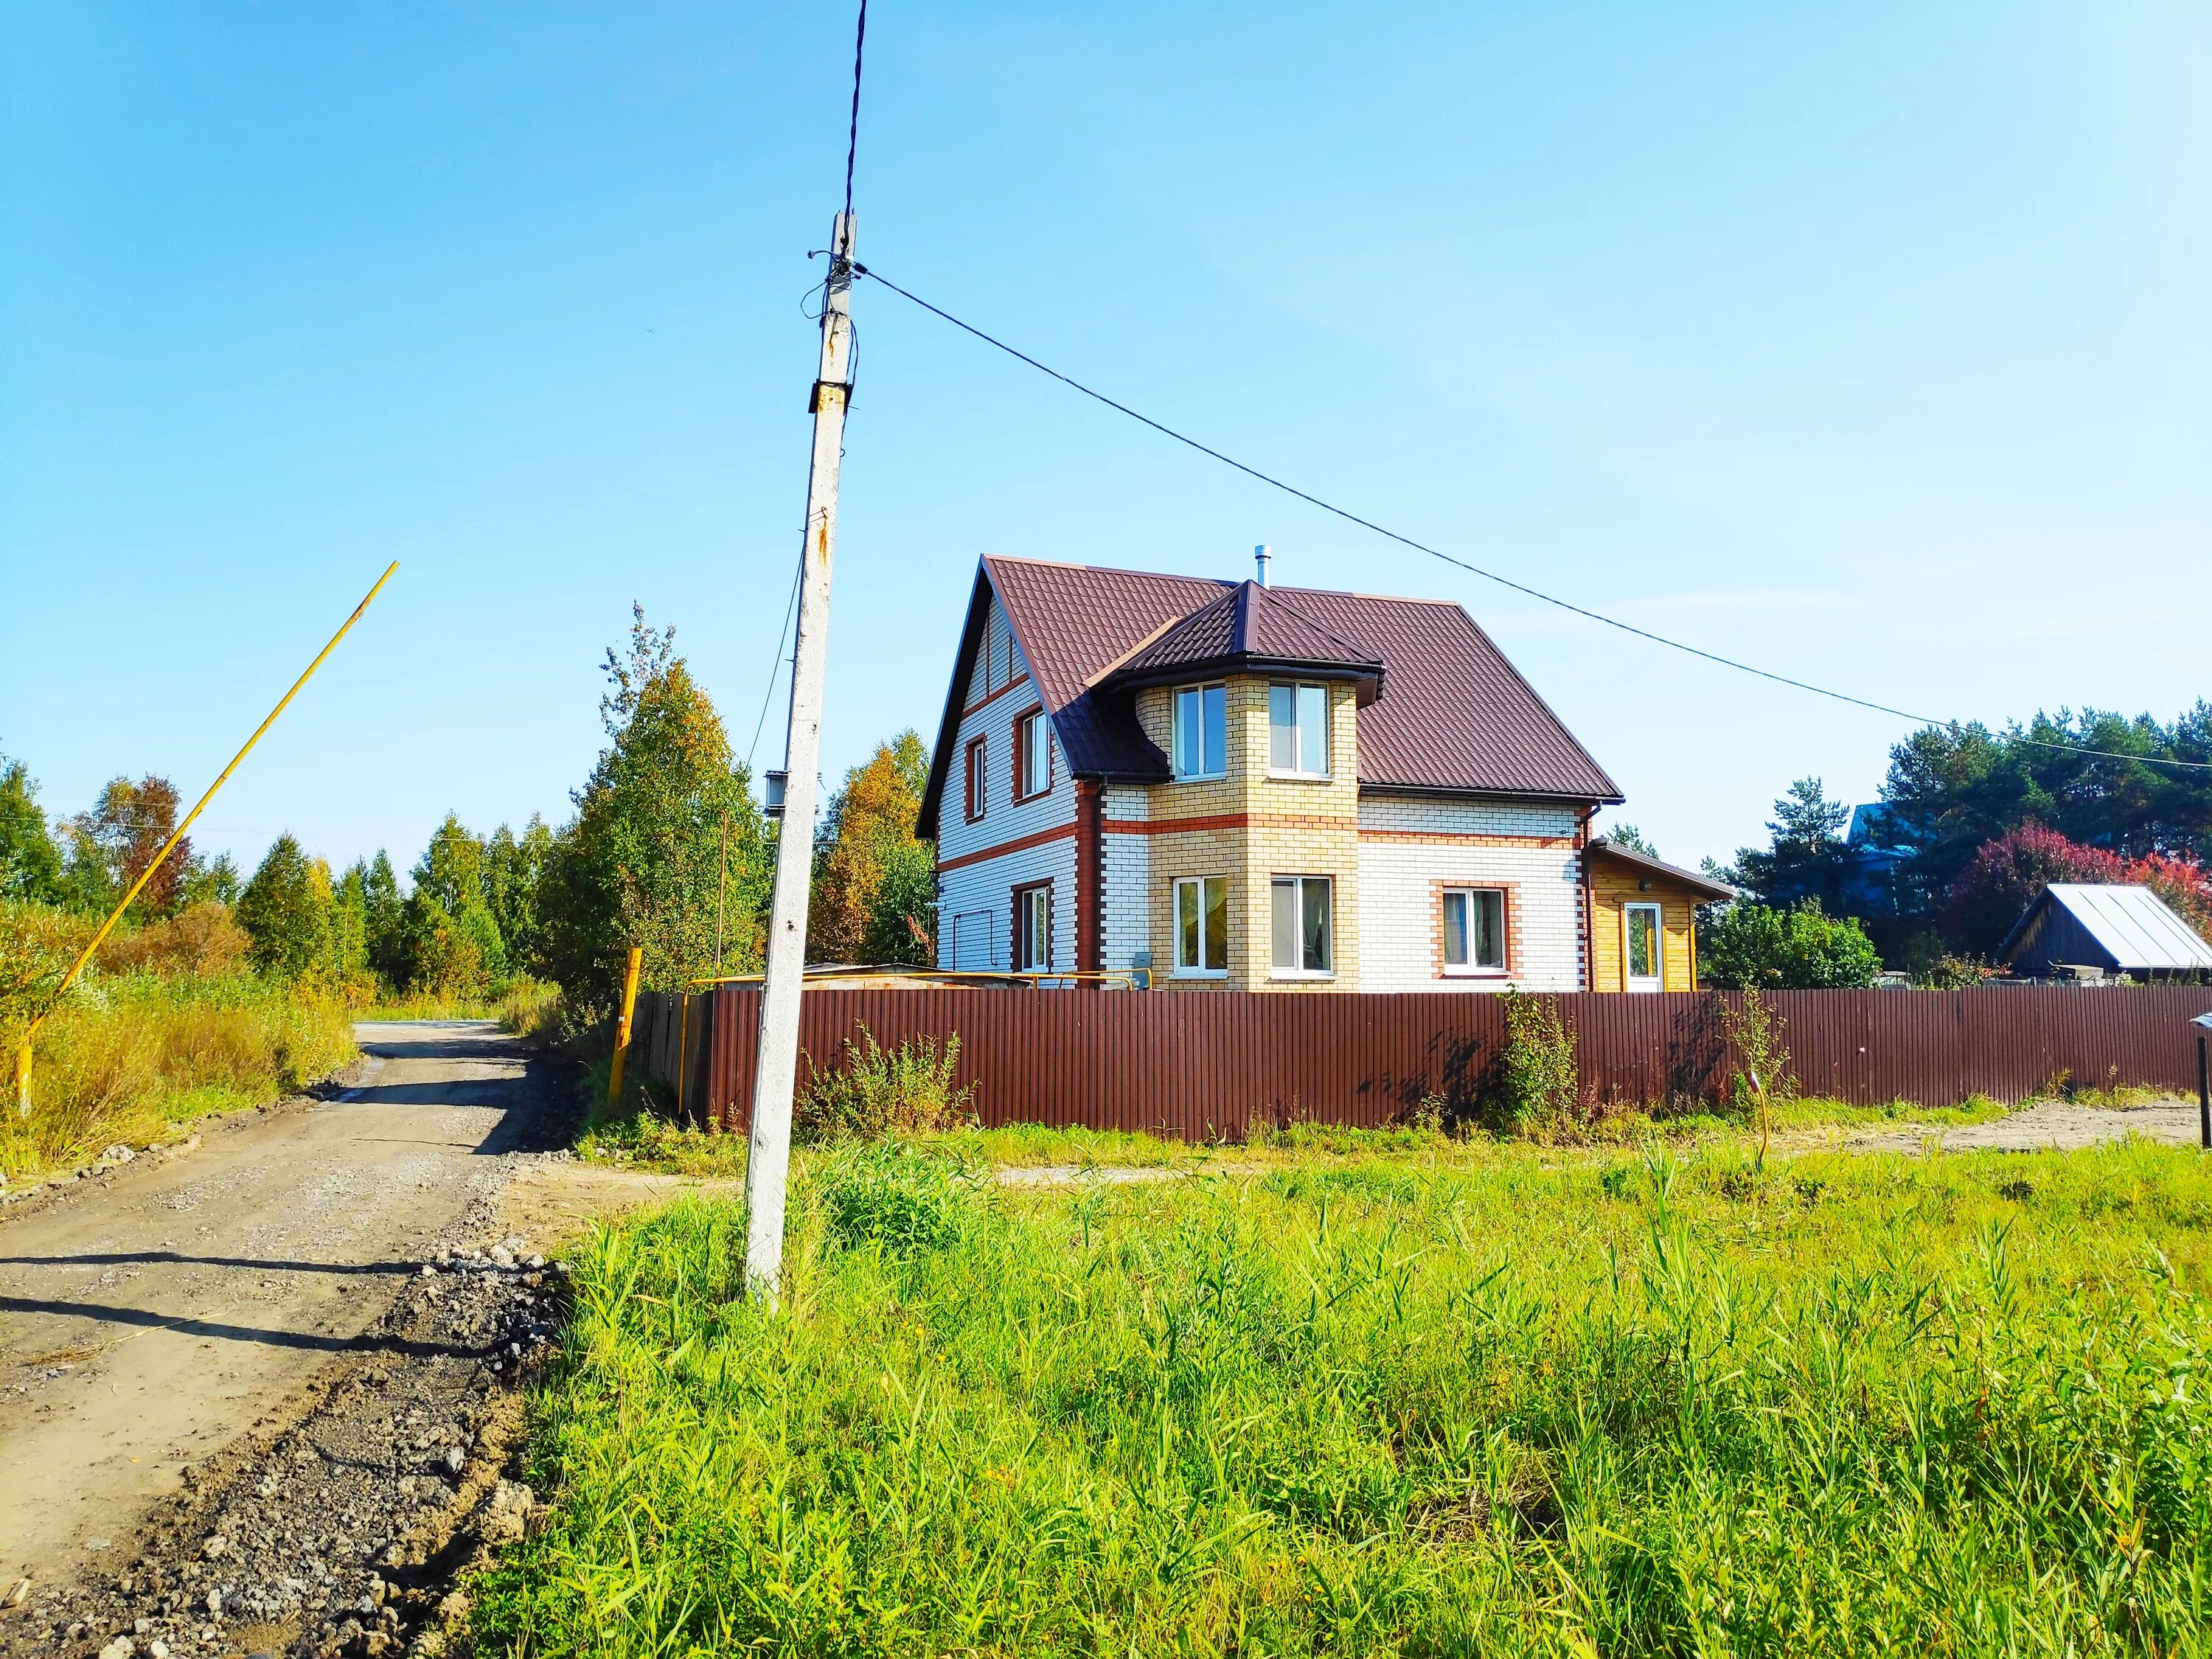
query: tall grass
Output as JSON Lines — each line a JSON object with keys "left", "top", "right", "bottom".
{"left": 1, "top": 971, "right": 357, "bottom": 1182}
{"left": 476, "top": 1138, "right": 2212, "bottom": 1656}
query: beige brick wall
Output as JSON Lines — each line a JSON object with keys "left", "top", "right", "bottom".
{"left": 1126, "top": 676, "right": 1363, "bottom": 990}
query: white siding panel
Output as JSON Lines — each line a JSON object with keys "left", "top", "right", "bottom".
{"left": 937, "top": 836, "right": 1077, "bottom": 971}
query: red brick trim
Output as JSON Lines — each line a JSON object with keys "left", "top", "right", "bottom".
{"left": 1011, "top": 703, "right": 1054, "bottom": 804}
{"left": 1075, "top": 779, "right": 1102, "bottom": 979}
{"left": 1357, "top": 828, "right": 1574, "bottom": 849}
{"left": 961, "top": 671, "right": 1031, "bottom": 720}
{"left": 938, "top": 821, "right": 1077, "bottom": 874}
{"left": 1102, "top": 811, "right": 1354, "bottom": 836}
{"left": 1576, "top": 808, "right": 1594, "bottom": 992}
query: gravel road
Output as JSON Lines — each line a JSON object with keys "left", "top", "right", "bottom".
{"left": 0, "top": 1022, "right": 563, "bottom": 1655}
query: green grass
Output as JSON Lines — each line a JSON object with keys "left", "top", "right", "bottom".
{"left": 476, "top": 1135, "right": 2212, "bottom": 1656}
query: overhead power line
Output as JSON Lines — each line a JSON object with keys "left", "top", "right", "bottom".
{"left": 849, "top": 261, "right": 2211, "bottom": 776}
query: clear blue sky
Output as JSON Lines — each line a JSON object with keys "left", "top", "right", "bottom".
{"left": 4, "top": 1, "right": 2206, "bottom": 880}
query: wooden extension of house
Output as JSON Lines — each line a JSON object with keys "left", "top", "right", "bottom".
{"left": 917, "top": 552, "right": 1725, "bottom": 992}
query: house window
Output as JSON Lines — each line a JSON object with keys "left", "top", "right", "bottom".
{"left": 963, "top": 737, "right": 987, "bottom": 821}
{"left": 1625, "top": 903, "right": 1663, "bottom": 992}
{"left": 1172, "top": 877, "right": 1228, "bottom": 976}
{"left": 1015, "top": 708, "right": 1051, "bottom": 800}
{"left": 1014, "top": 883, "right": 1052, "bottom": 971}
{"left": 1172, "top": 683, "right": 1226, "bottom": 780}
{"left": 1441, "top": 888, "right": 1506, "bottom": 974}
{"left": 1270, "top": 876, "right": 1332, "bottom": 975}
{"left": 1268, "top": 684, "right": 1330, "bottom": 776}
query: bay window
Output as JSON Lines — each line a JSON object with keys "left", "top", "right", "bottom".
{"left": 1173, "top": 877, "right": 1229, "bottom": 976}
{"left": 1172, "top": 683, "right": 1227, "bottom": 780}
{"left": 1268, "top": 684, "right": 1329, "bottom": 777}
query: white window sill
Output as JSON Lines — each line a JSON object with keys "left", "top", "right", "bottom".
{"left": 1265, "top": 771, "right": 1333, "bottom": 782}
{"left": 1269, "top": 970, "right": 1336, "bottom": 981}
{"left": 1169, "top": 969, "right": 1228, "bottom": 981}
{"left": 1441, "top": 967, "right": 1509, "bottom": 978}
{"left": 1171, "top": 773, "right": 1228, "bottom": 785}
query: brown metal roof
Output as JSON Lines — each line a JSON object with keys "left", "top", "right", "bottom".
{"left": 920, "top": 556, "right": 1621, "bottom": 835}
{"left": 1586, "top": 839, "right": 1738, "bottom": 902}
{"left": 1110, "top": 581, "right": 1385, "bottom": 698}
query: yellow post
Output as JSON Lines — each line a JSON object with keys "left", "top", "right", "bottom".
{"left": 608, "top": 947, "right": 644, "bottom": 1108}
{"left": 15, "top": 562, "right": 400, "bottom": 1116}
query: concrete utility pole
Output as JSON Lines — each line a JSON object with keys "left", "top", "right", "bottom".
{"left": 745, "top": 212, "right": 857, "bottom": 1306}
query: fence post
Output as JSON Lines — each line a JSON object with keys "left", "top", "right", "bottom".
{"left": 2197, "top": 1033, "right": 2208, "bottom": 1152}
{"left": 608, "top": 947, "right": 643, "bottom": 1109}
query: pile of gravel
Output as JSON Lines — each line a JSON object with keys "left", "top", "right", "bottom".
{"left": 2, "top": 1237, "right": 566, "bottom": 1659}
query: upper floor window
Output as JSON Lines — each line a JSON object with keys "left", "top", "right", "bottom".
{"left": 1269, "top": 684, "right": 1330, "bottom": 777}
{"left": 1270, "top": 875, "right": 1333, "bottom": 976}
{"left": 964, "top": 736, "right": 987, "bottom": 822}
{"left": 1172, "top": 683, "right": 1227, "bottom": 780}
{"left": 1015, "top": 708, "right": 1052, "bottom": 801}
{"left": 1441, "top": 887, "right": 1506, "bottom": 975}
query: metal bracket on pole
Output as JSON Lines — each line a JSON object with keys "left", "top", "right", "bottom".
{"left": 745, "top": 213, "right": 857, "bottom": 1307}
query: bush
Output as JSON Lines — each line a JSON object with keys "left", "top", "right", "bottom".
{"left": 1494, "top": 987, "right": 1584, "bottom": 1141}
{"left": 96, "top": 902, "right": 251, "bottom": 978}
{"left": 1, "top": 970, "right": 356, "bottom": 1181}
{"left": 1700, "top": 899, "right": 1882, "bottom": 989}
{"left": 796, "top": 1023, "right": 976, "bottom": 1142}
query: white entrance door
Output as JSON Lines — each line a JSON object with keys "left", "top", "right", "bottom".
{"left": 1624, "top": 904, "right": 1663, "bottom": 992}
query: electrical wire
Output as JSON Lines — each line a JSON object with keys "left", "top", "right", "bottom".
{"left": 849, "top": 261, "right": 2212, "bottom": 776}
{"left": 843, "top": 0, "right": 868, "bottom": 222}
{"left": 747, "top": 555, "right": 804, "bottom": 768}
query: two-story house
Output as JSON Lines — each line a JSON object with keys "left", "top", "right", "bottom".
{"left": 918, "top": 552, "right": 1704, "bottom": 992}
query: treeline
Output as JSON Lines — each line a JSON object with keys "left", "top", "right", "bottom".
{"left": 1694, "top": 703, "right": 2212, "bottom": 985}
{"left": 2, "top": 605, "right": 939, "bottom": 1023}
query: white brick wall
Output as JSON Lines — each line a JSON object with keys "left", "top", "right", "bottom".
{"left": 936, "top": 592, "right": 1077, "bottom": 971}
{"left": 1101, "top": 784, "right": 1150, "bottom": 973}
{"left": 1357, "top": 794, "right": 1584, "bottom": 992}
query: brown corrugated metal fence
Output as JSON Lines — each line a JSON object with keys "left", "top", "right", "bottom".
{"left": 623, "top": 987, "right": 2212, "bottom": 1140}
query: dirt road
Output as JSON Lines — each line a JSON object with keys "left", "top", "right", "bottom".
{"left": 0, "top": 1022, "right": 553, "bottom": 1602}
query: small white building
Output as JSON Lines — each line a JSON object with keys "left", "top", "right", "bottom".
{"left": 917, "top": 553, "right": 1632, "bottom": 992}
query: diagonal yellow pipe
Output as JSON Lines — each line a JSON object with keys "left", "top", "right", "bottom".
{"left": 13, "top": 562, "right": 400, "bottom": 1116}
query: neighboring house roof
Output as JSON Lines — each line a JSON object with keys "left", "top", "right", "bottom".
{"left": 1847, "top": 803, "right": 1904, "bottom": 849}
{"left": 1587, "top": 839, "right": 1739, "bottom": 902}
{"left": 1997, "top": 883, "right": 2212, "bottom": 973}
{"left": 919, "top": 557, "right": 1622, "bottom": 835}
{"left": 1105, "top": 581, "right": 1384, "bottom": 701}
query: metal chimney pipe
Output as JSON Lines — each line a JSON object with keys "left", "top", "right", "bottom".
{"left": 1254, "top": 544, "right": 1271, "bottom": 587}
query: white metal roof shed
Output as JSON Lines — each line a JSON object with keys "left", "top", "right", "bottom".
{"left": 1998, "top": 883, "right": 2212, "bottom": 975}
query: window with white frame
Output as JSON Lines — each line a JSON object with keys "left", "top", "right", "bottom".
{"left": 1270, "top": 875, "right": 1333, "bottom": 975}
{"left": 1172, "top": 877, "right": 1228, "bottom": 976}
{"left": 1441, "top": 887, "right": 1506, "bottom": 974}
{"left": 963, "top": 736, "right": 987, "bottom": 821}
{"left": 1268, "top": 683, "right": 1330, "bottom": 776}
{"left": 1015, "top": 708, "right": 1051, "bottom": 799}
{"left": 1624, "top": 903, "right": 1663, "bottom": 991}
{"left": 1172, "top": 683, "right": 1227, "bottom": 779}
{"left": 1014, "top": 883, "right": 1051, "bottom": 971}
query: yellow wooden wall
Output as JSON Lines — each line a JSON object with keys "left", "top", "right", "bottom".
{"left": 1588, "top": 866, "right": 1699, "bottom": 991}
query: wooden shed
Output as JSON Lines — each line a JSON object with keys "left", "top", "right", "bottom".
{"left": 1585, "top": 839, "right": 1736, "bottom": 992}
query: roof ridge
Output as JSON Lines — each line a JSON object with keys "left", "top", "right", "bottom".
{"left": 1245, "top": 581, "right": 1383, "bottom": 664}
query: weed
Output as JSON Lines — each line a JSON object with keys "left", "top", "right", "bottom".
{"left": 796, "top": 1022, "right": 976, "bottom": 1142}
{"left": 1495, "top": 987, "right": 1585, "bottom": 1141}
